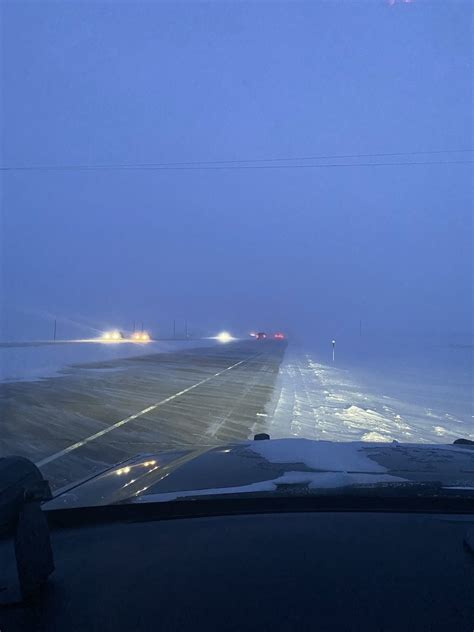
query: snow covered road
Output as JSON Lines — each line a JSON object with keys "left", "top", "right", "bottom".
{"left": 264, "top": 348, "right": 473, "bottom": 444}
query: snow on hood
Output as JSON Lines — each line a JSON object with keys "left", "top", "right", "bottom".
{"left": 45, "top": 438, "right": 474, "bottom": 508}
{"left": 249, "top": 438, "right": 389, "bottom": 473}
{"left": 133, "top": 440, "right": 409, "bottom": 504}
{"left": 135, "top": 470, "right": 406, "bottom": 503}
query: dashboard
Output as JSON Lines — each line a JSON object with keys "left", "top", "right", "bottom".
{"left": 2, "top": 509, "right": 474, "bottom": 631}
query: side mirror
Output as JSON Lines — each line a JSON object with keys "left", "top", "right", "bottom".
{"left": 0, "top": 456, "right": 54, "bottom": 604}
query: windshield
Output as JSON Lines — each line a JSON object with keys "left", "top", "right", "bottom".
{"left": 1, "top": 0, "right": 472, "bottom": 507}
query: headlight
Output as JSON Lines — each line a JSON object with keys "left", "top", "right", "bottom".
{"left": 216, "top": 331, "right": 233, "bottom": 343}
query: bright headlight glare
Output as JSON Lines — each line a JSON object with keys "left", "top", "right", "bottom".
{"left": 216, "top": 331, "right": 233, "bottom": 343}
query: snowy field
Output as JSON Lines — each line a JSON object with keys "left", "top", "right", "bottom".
{"left": 265, "top": 337, "right": 473, "bottom": 445}
{"left": 0, "top": 339, "right": 220, "bottom": 382}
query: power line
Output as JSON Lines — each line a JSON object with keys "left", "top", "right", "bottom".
{"left": 104, "top": 147, "right": 474, "bottom": 166}
{"left": 0, "top": 159, "right": 472, "bottom": 173}
{"left": 0, "top": 148, "right": 472, "bottom": 172}
{"left": 149, "top": 147, "right": 471, "bottom": 165}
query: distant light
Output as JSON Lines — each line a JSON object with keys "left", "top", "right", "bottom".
{"left": 332, "top": 339, "right": 336, "bottom": 344}
{"left": 131, "top": 331, "right": 150, "bottom": 342}
{"left": 216, "top": 331, "right": 234, "bottom": 343}
{"left": 102, "top": 330, "right": 121, "bottom": 342}
{"left": 249, "top": 332, "right": 257, "bottom": 337}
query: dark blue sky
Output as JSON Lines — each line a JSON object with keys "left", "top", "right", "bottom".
{"left": 1, "top": 0, "right": 472, "bottom": 341}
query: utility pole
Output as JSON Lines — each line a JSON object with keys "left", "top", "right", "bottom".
{"left": 53, "top": 319, "right": 57, "bottom": 341}
{"left": 173, "top": 320, "right": 176, "bottom": 339}
{"left": 133, "top": 320, "right": 136, "bottom": 333}
{"left": 141, "top": 321, "right": 144, "bottom": 332}
{"left": 332, "top": 339, "right": 336, "bottom": 362}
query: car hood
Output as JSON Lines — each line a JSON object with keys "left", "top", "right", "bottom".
{"left": 44, "top": 438, "right": 474, "bottom": 509}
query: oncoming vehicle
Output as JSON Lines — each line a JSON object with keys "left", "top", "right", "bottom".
{"left": 101, "top": 330, "right": 125, "bottom": 341}
{"left": 132, "top": 331, "right": 151, "bottom": 342}
{"left": 255, "top": 332, "right": 267, "bottom": 340}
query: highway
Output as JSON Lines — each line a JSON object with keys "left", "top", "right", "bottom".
{"left": 0, "top": 340, "right": 286, "bottom": 490}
